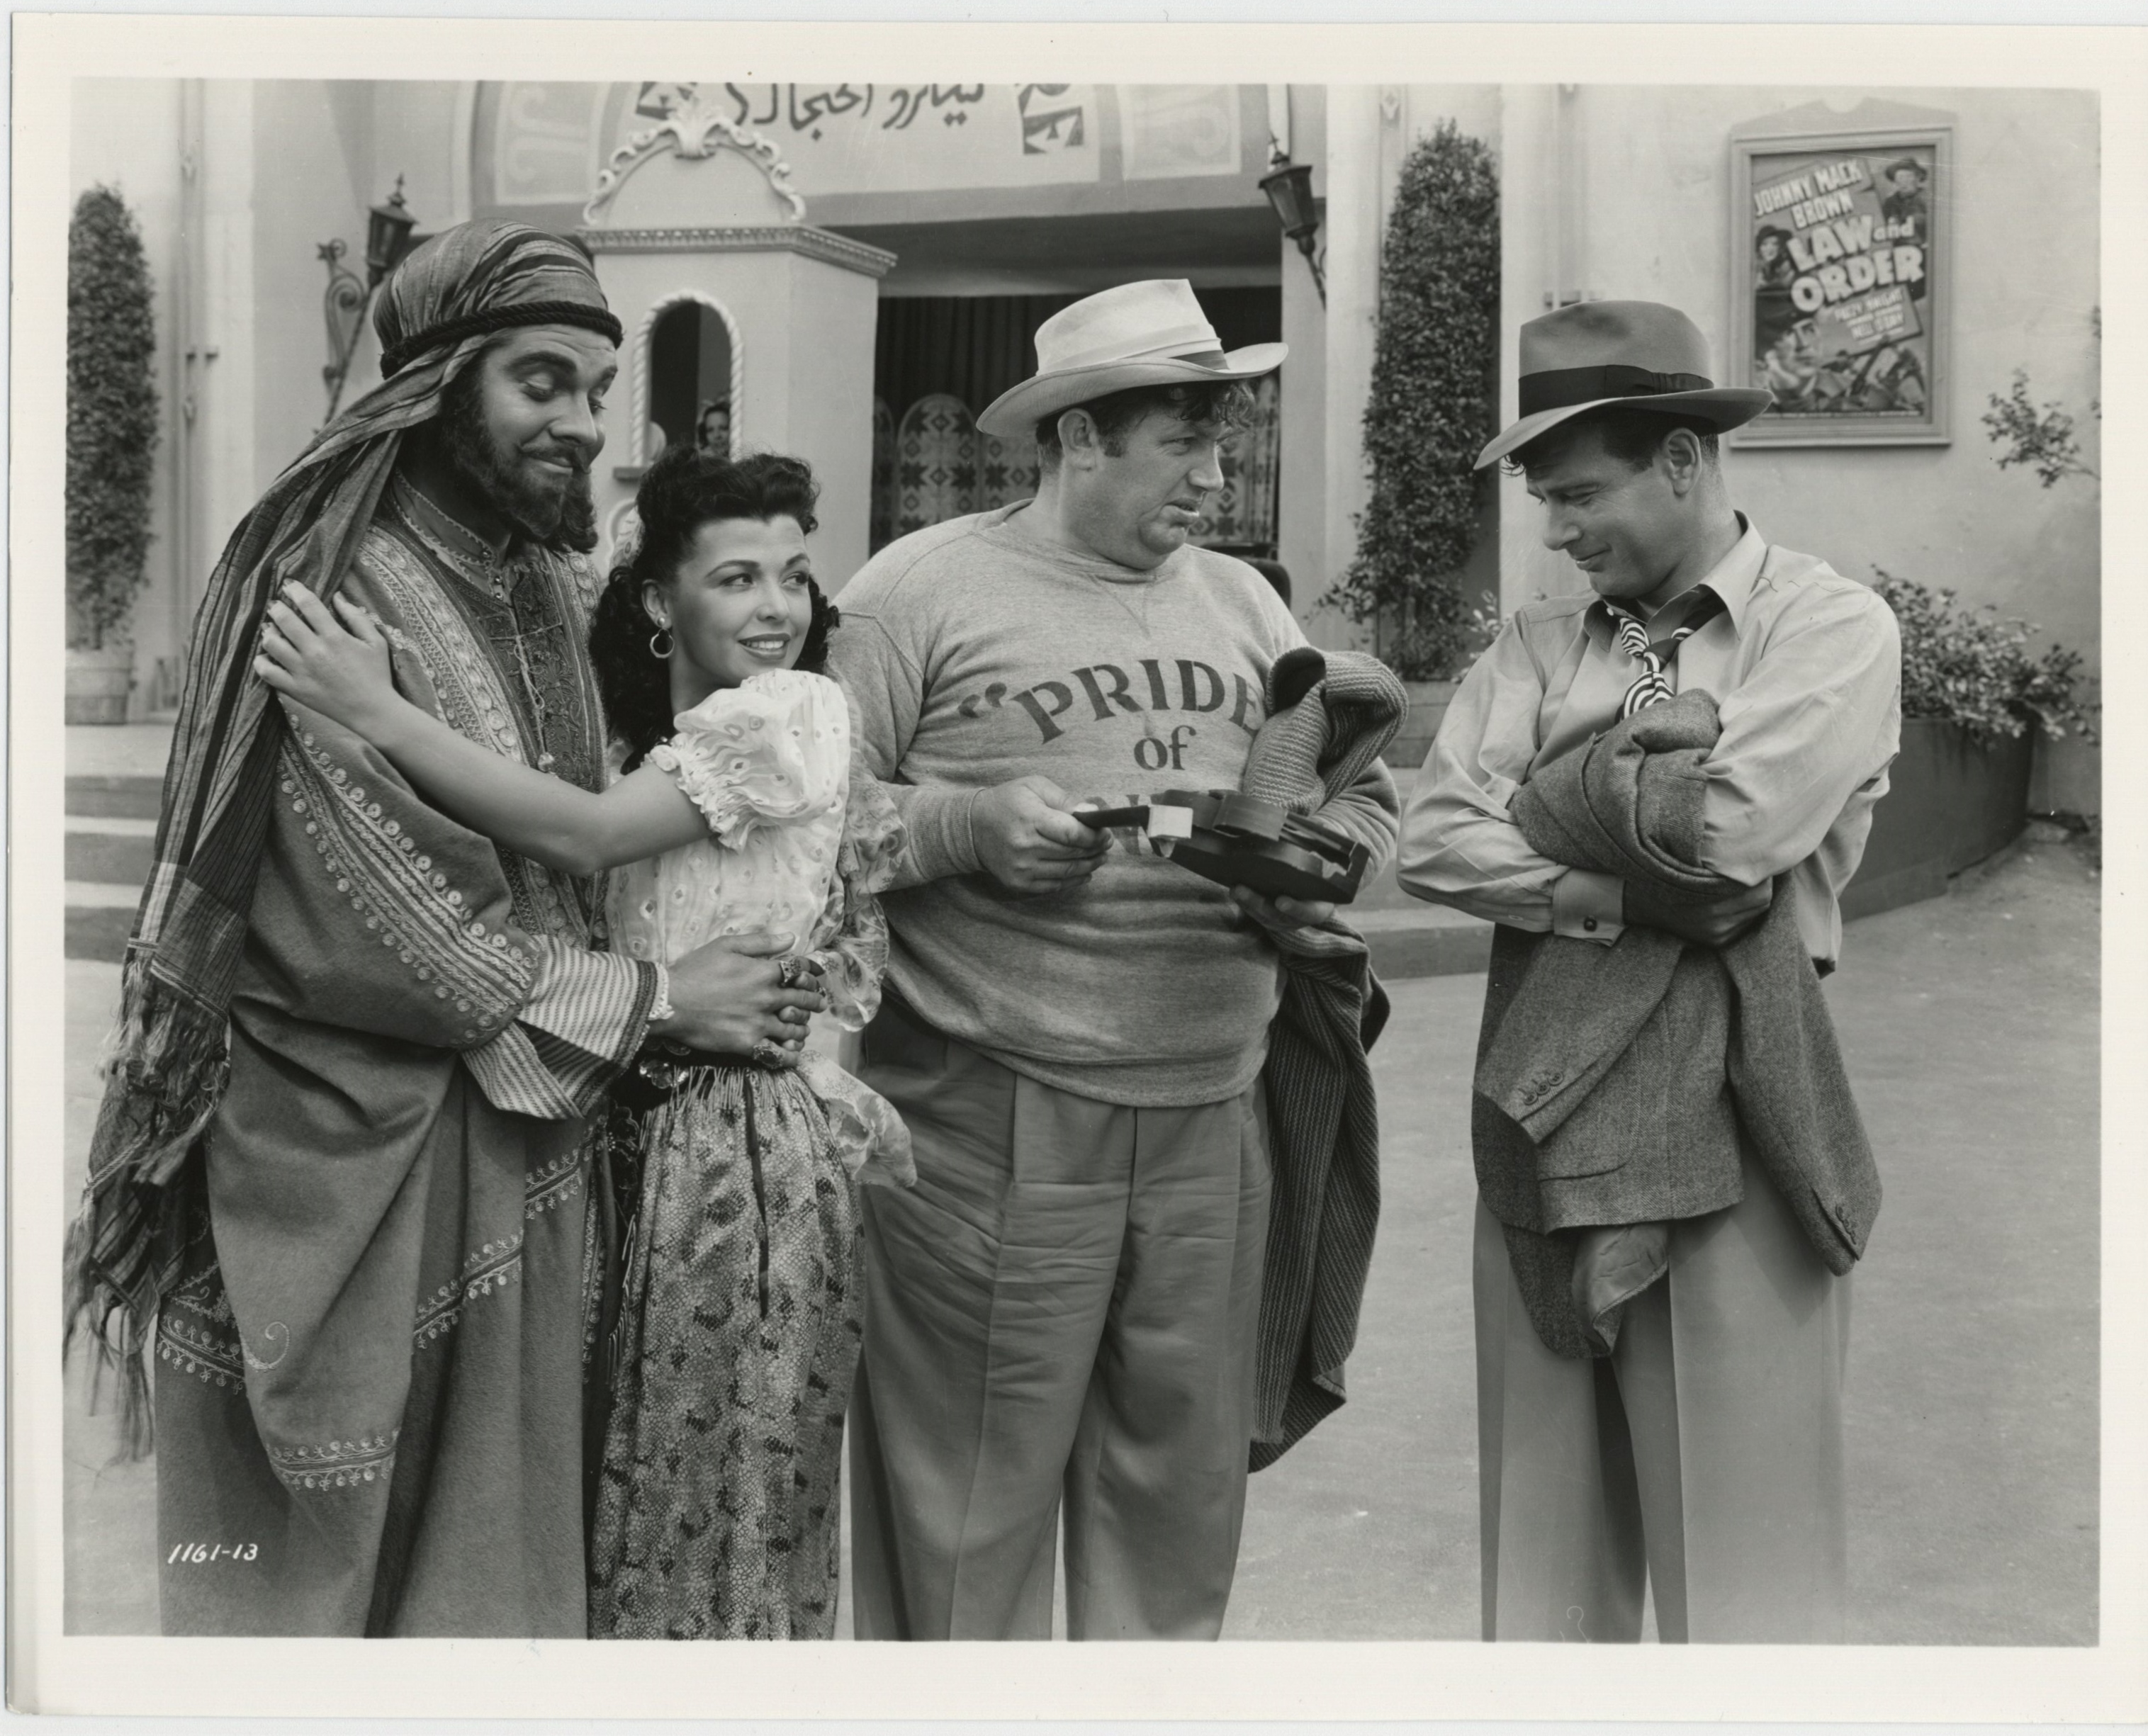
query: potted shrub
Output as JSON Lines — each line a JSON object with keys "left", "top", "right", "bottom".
{"left": 1325, "top": 120, "right": 1500, "bottom": 769}
{"left": 67, "top": 184, "right": 159, "bottom": 724}
{"left": 1843, "top": 573, "right": 2096, "bottom": 917}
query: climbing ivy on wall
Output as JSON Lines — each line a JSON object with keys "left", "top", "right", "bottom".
{"left": 67, "top": 185, "right": 160, "bottom": 650}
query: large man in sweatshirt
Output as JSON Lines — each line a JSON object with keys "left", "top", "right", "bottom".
{"left": 829, "top": 281, "right": 1400, "bottom": 1640}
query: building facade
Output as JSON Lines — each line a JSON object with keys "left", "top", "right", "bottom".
{"left": 70, "top": 79, "right": 2098, "bottom": 809}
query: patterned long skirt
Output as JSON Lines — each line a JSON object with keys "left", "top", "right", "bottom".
{"left": 589, "top": 1063, "right": 861, "bottom": 1639}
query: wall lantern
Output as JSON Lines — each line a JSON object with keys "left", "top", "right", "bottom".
{"left": 319, "top": 177, "right": 421, "bottom": 424}
{"left": 1260, "top": 153, "right": 1325, "bottom": 306}
{"left": 364, "top": 177, "right": 420, "bottom": 288}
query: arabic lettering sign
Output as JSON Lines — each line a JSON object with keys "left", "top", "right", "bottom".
{"left": 622, "top": 83, "right": 1102, "bottom": 195}
{"left": 1734, "top": 125, "right": 1949, "bottom": 443}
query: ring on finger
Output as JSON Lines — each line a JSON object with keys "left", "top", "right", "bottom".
{"left": 777, "top": 954, "right": 810, "bottom": 989}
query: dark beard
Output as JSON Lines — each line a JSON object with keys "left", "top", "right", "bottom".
{"left": 434, "top": 371, "right": 598, "bottom": 554}
{"left": 553, "top": 469, "right": 597, "bottom": 554}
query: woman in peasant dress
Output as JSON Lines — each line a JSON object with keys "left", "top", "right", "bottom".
{"left": 255, "top": 446, "right": 909, "bottom": 1640}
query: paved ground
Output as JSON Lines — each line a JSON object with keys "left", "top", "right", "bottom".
{"left": 60, "top": 827, "right": 2099, "bottom": 1641}
{"left": 1227, "top": 828, "right": 2102, "bottom": 1645}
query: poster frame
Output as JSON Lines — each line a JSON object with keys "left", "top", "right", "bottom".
{"left": 1728, "top": 118, "right": 1954, "bottom": 448}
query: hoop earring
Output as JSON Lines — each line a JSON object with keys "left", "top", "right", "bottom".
{"left": 648, "top": 627, "right": 673, "bottom": 659}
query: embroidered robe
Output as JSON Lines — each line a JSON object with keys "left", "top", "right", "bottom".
{"left": 152, "top": 485, "right": 656, "bottom": 1636}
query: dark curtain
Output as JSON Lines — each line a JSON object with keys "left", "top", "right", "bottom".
{"left": 1190, "top": 286, "right": 1286, "bottom": 355}
{"left": 650, "top": 304, "right": 700, "bottom": 451}
{"left": 873, "top": 295, "right": 1076, "bottom": 429}
{"left": 648, "top": 304, "right": 731, "bottom": 453}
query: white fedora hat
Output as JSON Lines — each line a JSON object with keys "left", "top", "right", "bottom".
{"left": 976, "top": 280, "right": 1286, "bottom": 439}
{"left": 1475, "top": 300, "right": 1773, "bottom": 470}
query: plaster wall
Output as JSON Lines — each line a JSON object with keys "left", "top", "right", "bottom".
{"left": 1319, "top": 85, "right": 1382, "bottom": 640}
{"left": 369, "top": 81, "right": 473, "bottom": 233}
{"left": 252, "top": 82, "right": 375, "bottom": 488}
{"left": 1272, "top": 86, "right": 1329, "bottom": 643}
{"left": 1278, "top": 230, "right": 1331, "bottom": 646}
{"left": 772, "top": 257, "right": 879, "bottom": 591}
{"left": 584, "top": 137, "right": 884, "bottom": 589}
{"left": 586, "top": 249, "right": 879, "bottom": 590}
{"left": 1553, "top": 86, "right": 2100, "bottom": 811}
{"left": 247, "top": 82, "right": 470, "bottom": 495}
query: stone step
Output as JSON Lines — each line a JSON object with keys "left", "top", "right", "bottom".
{"left": 67, "top": 906, "right": 134, "bottom": 965}
{"left": 67, "top": 830, "right": 156, "bottom": 886}
{"left": 1352, "top": 903, "right": 1493, "bottom": 980}
{"left": 66, "top": 769, "right": 163, "bottom": 964}
{"left": 66, "top": 775, "right": 163, "bottom": 821}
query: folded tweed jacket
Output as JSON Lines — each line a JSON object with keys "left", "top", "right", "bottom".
{"left": 1474, "top": 689, "right": 1880, "bottom": 1358}
{"left": 1245, "top": 647, "right": 1405, "bottom": 1469}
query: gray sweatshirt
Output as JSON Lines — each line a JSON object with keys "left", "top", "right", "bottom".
{"left": 829, "top": 502, "right": 1400, "bottom": 1107}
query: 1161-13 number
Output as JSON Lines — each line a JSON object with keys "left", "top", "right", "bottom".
{"left": 167, "top": 1543, "right": 259, "bottom": 1565}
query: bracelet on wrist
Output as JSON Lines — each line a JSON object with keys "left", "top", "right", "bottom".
{"left": 646, "top": 961, "right": 675, "bottom": 1027}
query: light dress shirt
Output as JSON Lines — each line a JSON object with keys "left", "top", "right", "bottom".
{"left": 1398, "top": 516, "right": 1901, "bottom": 967}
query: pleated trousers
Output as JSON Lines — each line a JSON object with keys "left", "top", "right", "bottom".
{"left": 848, "top": 995, "right": 1271, "bottom": 1640}
{"left": 1474, "top": 1145, "right": 1851, "bottom": 1643}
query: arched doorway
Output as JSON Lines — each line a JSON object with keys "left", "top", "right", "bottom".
{"left": 646, "top": 298, "right": 736, "bottom": 460}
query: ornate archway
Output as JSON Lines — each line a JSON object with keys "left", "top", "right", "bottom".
{"left": 625, "top": 290, "right": 744, "bottom": 466}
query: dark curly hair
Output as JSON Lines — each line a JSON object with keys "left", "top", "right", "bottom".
{"left": 588, "top": 444, "right": 838, "bottom": 772}
{"left": 1032, "top": 378, "right": 1258, "bottom": 468}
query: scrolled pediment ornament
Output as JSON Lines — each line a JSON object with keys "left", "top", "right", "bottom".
{"left": 582, "top": 89, "right": 808, "bottom": 226}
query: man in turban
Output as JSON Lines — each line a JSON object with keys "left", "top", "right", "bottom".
{"left": 67, "top": 221, "right": 823, "bottom": 1636}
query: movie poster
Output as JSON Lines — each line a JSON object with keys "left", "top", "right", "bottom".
{"left": 1742, "top": 137, "right": 1942, "bottom": 435}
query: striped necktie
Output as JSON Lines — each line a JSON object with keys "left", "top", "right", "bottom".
{"left": 1609, "top": 592, "right": 1724, "bottom": 718}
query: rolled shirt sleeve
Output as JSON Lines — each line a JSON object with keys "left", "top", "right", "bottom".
{"left": 1397, "top": 618, "right": 1582, "bottom": 934}
{"left": 1699, "top": 582, "right": 1903, "bottom": 888}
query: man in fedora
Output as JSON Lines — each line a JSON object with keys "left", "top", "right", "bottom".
{"left": 1398, "top": 300, "right": 1900, "bottom": 1642}
{"left": 828, "top": 279, "right": 1400, "bottom": 1640}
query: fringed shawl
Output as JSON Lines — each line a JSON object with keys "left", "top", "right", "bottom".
{"left": 67, "top": 220, "right": 624, "bottom": 1455}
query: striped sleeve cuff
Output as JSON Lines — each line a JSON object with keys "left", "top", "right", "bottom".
{"left": 461, "top": 1027, "right": 585, "bottom": 1120}
{"left": 463, "top": 940, "right": 657, "bottom": 1119}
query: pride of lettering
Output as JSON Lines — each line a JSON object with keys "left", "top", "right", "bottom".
{"left": 1000, "top": 658, "right": 1267, "bottom": 745}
